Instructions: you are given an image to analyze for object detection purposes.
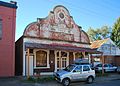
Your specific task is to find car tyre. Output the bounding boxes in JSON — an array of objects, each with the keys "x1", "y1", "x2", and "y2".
[
  {"x1": 87, "y1": 76, "x2": 94, "y2": 84},
  {"x1": 62, "y1": 78, "x2": 70, "y2": 86}
]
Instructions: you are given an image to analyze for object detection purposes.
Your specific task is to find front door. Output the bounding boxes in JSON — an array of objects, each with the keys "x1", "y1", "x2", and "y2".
[
  {"x1": 55, "y1": 51, "x2": 69, "y2": 72},
  {"x1": 71, "y1": 65, "x2": 82, "y2": 81}
]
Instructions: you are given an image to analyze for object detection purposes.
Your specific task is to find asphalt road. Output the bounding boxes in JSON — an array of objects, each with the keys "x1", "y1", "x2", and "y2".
[
  {"x1": 0, "y1": 74, "x2": 120, "y2": 86},
  {"x1": 81, "y1": 79, "x2": 120, "y2": 86},
  {"x1": 0, "y1": 78, "x2": 120, "y2": 86}
]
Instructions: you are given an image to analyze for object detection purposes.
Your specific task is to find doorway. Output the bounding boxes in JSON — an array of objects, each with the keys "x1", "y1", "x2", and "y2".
[{"x1": 55, "y1": 51, "x2": 69, "y2": 72}]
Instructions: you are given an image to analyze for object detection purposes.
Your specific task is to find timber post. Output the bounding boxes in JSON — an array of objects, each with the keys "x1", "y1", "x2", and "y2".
[{"x1": 27, "y1": 48, "x2": 30, "y2": 79}]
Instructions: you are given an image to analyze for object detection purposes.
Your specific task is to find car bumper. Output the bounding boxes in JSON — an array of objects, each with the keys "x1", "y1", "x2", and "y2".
[{"x1": 54, "y1": 75, "x2": 62, "y2": 82}]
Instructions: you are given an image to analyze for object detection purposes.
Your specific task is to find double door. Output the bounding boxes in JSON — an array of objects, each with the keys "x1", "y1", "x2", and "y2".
[{"x1": 55, "y1": 51, "x2": 69, "y2": 71}]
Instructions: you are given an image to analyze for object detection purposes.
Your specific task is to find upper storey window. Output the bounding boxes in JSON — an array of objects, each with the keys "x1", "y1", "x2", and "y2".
[{"x1": 0, "y1": 18, "x2": 2, "y2": 40}]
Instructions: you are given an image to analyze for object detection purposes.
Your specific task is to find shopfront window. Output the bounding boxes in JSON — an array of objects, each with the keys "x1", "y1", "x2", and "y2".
[
  {"x1": 75, "y1": 52, "x2": 83, "y2": 59},
  {"x1": 36, "y1": 50, "x2": 47, "y2": 67}
]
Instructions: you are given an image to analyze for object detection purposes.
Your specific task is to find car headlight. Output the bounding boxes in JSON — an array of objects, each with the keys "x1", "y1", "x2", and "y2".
[{"x1": 55, "y1": 73, "x2": 60, "y2": 77}]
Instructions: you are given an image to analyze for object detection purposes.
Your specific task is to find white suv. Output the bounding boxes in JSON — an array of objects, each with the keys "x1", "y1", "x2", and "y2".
[{"x1": 54, "y1": 64, "x2": 95, "y2": 86}]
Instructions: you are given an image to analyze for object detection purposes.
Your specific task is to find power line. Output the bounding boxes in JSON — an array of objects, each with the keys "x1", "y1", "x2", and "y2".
[
  {"x1": 47, "y1": 0, "x2": 114, "y2": 19},
  {"x1": 90, "y1": 0, "x2": 120, "y2": 13}
]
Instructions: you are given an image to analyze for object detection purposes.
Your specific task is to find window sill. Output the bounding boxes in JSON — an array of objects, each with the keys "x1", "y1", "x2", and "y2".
[{"x1": 34, "y1": 66, "x2": 50, "y2": 69}]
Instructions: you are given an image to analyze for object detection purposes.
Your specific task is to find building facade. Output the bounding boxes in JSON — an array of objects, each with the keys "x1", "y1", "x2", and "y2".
[
  {"x1": 91, "y1": 38, "x2": 120, "y2": 66},
  {"x1": 15, "y1": 5, "x2": 99, "y2": 76},
  {"x1": 0, "y1": 1, "x2": 17, "y2": 77}
]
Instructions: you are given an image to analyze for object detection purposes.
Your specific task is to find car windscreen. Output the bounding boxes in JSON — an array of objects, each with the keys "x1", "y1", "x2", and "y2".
[{"x1": 64, "y1": 64, "x2": 75, "y2": 72}]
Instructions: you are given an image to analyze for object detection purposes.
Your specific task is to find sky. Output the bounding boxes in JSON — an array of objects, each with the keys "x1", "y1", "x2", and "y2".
[{"x1": 3, "y1": 0, "x2": 120, "y2": 41}]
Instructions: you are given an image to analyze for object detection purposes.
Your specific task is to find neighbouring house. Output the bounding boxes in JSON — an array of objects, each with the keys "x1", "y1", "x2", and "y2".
[
  {"x1": 91, "y1": 38, "x2": 120, "y2": 66},
  {"x1": 0, "y1": 1, "x2": 17, "y2": 77},
  {"x1": 15, "y1": 5, "x2": 100, "y2": 76}
]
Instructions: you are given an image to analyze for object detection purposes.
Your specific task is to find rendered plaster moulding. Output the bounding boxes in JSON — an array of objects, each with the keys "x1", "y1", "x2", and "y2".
[
  {"x1": 23, "y1": 5, "x2": 90, "y2": 44},
  {"x1": 24, "y1": 37, "x2": 91, "y2": 48}
]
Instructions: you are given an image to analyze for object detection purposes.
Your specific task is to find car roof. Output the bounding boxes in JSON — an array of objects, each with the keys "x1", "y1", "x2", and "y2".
[{"x1": 72, "y1": 63, "x2": 91, "y2": 66}]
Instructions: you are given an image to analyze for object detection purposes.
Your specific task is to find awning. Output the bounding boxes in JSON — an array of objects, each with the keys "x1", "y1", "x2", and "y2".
[{"x1": 25, "y1": 42, "x2": 102, "y2": 54}]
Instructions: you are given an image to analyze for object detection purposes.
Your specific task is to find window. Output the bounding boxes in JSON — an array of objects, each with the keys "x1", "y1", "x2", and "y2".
[
  {"x1": 73, "y1": 66, "x2": 82, "y2": 72},
  {"x1": 96, "y1": 64, "x2": 102, "y2": 67},
  {"x1": 36, "y1": 50, "x2": 47, "y2": 67},
  {"x1": 64, "y1": 65, "x2": 75, "y2": 72},
  {"x1": 108, "y1": 64, "x2": 113, "y2": 67},
  {"x1": 83, "y1": 66, "x2": 90, "y2": 71},
  {"x1": 61, "y1": 51, "x2": 67, "y2": 57},
  {"x1": 75, "y1": 52, "x2": 83, "y2": 59},
  {"x1": 104, "y1": 64, "x2": 108, "y2": 67},
  {"x1": 30, "y1": 49, "x2": 33, "y2": 53},
  {"x1": 0, "y1": 18, "x2": 2, "y2": 40}
]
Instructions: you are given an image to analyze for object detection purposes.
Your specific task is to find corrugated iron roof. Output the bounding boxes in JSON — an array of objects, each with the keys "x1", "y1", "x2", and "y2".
[{"x1": 90, "y1": 38, "x2": 109, "y2": 49}]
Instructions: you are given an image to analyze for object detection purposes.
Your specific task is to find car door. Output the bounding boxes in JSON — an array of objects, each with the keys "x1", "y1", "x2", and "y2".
[
  {"x1": 71, "y1": 65, "x2": 82, "y2": 81},
  {"x1": 104, "y1": 64, "x2": 110, "y2": 72},
  {"x1": 82, "y1": 65, "x2": 91, "y2": 80},
  {"x1": 107, "y1": 64, "x2": 115, "y2": 72}
]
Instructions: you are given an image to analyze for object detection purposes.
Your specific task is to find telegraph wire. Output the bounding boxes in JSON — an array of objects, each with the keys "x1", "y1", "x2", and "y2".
[
  {"x1": 46, "y1": 0, "x2": 114, "y2": 19},
  {"x1": 90, "y1": 0, "x2": 120, "y2": 13}
]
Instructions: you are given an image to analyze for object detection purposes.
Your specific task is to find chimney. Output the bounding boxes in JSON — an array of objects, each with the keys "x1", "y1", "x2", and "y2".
[{"x1": 10, "y1": 1, "x2": 17, "y2": 5}]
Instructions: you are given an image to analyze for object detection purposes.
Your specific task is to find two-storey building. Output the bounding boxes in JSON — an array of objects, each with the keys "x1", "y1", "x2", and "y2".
[{"x1": 0, "y1": 1, "x2": 17, "y2": 77}]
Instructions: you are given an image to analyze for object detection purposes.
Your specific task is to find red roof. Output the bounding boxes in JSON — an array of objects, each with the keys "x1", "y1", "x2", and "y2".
[{"x1": 90, "y1": 38, "x2": 109, "y2": 49}]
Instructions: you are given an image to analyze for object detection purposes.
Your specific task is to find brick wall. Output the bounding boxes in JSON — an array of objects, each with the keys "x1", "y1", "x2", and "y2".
[{"x1": 0, "y1": 1, "x2": 17, "y2": 77}]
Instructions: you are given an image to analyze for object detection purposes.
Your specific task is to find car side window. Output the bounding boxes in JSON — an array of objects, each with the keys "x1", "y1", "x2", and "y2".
[
  {"x1": 104, "y1": 64, "x2": 108, "y2": 67},
  {"x1": 96, "y1": 64, "x2": 102, "y2": 67},
  {"x1": 73, "y1": 66, "x2": 82, "y2": 72},
  {"x1": 109, "y1": 64, "x2": 113, "y2": 67},
  {"x1": 83, "y1": 66, "x2": 90, "y2": 71}
]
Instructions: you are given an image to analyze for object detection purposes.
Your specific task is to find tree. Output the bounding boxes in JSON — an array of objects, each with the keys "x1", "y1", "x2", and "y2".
[
  {"x1": 111, "y1": 17, "x2": 120, "y2": 48},
  {"x1": 87, "y1": 26, "x2": 110, "y2": 42}
]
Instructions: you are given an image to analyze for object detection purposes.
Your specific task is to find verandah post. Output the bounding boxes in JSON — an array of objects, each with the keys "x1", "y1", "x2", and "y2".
[
  {"x1": 27, "y1": 48, "x2": 30, "y2": 79},
  {"x1": 102, "y1": 53, "x2": 104, "y2": 75}
]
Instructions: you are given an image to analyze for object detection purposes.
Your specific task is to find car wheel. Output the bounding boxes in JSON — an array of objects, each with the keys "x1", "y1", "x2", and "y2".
[
  {"x1": 87, "y1": 76, "x2": 94, "y2": 84},
  {"x1": 62, "y1": 78, "x2": 70, "y2": 86}
]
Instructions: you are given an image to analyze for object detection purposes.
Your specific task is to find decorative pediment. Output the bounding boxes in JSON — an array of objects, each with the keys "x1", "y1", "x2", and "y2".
[{"x1": 24, "y1": 5, "x2": 90, "y2": 43}]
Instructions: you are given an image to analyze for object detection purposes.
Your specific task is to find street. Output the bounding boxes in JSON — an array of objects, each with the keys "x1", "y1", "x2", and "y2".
[
  {"x1": 0, "y1": 73, "x2": 120, "y2": 86},
  {"x1": 0, "y1": 77, "x2": 120, "y2": 86},
  {"x1": 80, "y1": 79, "x2": 120, "y2": 86}
]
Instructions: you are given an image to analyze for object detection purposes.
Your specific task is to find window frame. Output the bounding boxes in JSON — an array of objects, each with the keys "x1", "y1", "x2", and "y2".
[
  {"x1": 34, "y1": 49, "x2": 50, "y2": 69},
  {"x1": 83, "y1": 65, "x2": 90, "y2": 71},
  {"x1": 0, "y1": 18, "x2": 2, "y2": 40},
  {"x1": 73, "y1": 65, "x2": 82, "y2": 72}
]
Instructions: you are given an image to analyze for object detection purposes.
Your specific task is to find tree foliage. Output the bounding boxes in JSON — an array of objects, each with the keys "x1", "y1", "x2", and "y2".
[
  {"x1": 111, "y1": 17, "x2": 120, "y2": 48},
  {"x1": 87, "y1": 26, "x2": 110, "y2": 42}
]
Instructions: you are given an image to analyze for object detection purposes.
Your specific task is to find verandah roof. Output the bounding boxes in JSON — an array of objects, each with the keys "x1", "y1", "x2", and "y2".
[{"x1": 25, "y1": 42, "x2": 102, "y2": 54}]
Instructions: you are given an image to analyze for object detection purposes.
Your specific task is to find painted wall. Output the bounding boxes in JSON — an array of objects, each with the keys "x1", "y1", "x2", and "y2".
[
  {"x1": 24, "y1": 6, "x2": 90, "y2": 44},
  {"x1": 16, "y1": 5, "x2": 91, "y2": 76},
  {"x1": 0, "y1": 3, "x2": 17, "y2": 76},
  {"x1": 98, "y1": 38, "x2": 120, "y2": 55}
]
